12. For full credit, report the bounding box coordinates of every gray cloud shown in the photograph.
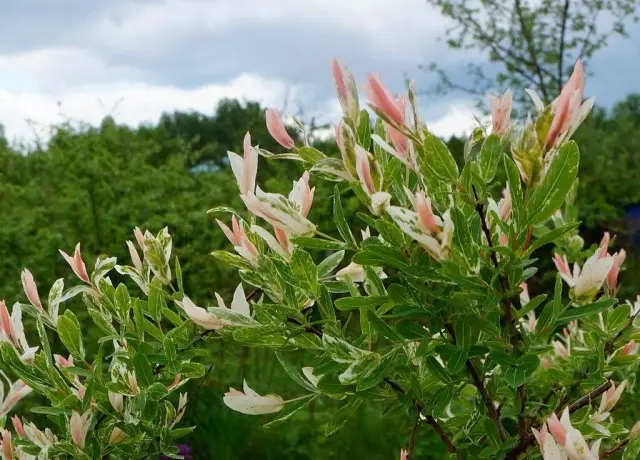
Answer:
[0,0,636,141]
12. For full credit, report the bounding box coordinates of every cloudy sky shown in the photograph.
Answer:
[0,0,638,143]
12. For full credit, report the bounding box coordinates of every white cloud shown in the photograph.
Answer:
[88,0,447,58]
[0,73,295,142]
[426,103,482,139]
[0,48,142,92]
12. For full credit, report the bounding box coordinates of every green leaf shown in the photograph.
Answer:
[133,299,144,339]
[375,220,406,248]
[147,382,168,401]
[291,249,318,294]
[57,310,85,360]
[503,355,539,387]
[558,299,617,323]
[489,350,518,367]
[456,321,472,352]
[316,285,336,323]
[526,223,581,255]
[291,237,348,251]
[504,155,524,226]
[356,352,396,391]
[30,406,68,416]
[607,304,631,334]
[264,395,315,428]
[143,319,165,342]
[353,247,409,270]
[275,352,316,392]
[516,294,547,319]
[175,257,184,295]
[623,436,640,460]
[318,251,345,277]
[335,296,389,310]
[419,131,459,183]
[36,316,52,366]
[297,146,326,163]
[211,250,255,271]
[357,110,372,150]
[170,426,197,441]
[388,284,416,307]
[430,385,453,417]
[425,356,452,384]
[367,313,403,342]
[526,141,580,225]
[483,417,501,446]
[536,275,562,335]
[479,134,502,182]
[114,283,131,320]
[133,353,154,388]
[325,397,362,436]
[333,185,358,248]
[147,287,163,322]
[447,349,468,374]
[180,362,207,379]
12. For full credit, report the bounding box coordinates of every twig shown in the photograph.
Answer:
[186,363,215,407]
[507,381,612,458]
[601,438,630,458]
[406,407,421,460]
[383,378,458,455]
[286,317,323,338]
[445,322,506,441]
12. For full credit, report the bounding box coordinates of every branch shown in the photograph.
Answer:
[518,385,527,438]
[466,357,507,441]
[567,381,612,413]
[425,416,458,455]
[472,187,516,335]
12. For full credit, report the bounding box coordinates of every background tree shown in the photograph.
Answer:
[424,0,640,105]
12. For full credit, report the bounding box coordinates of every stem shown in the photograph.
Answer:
[284,394,315,404]
[314,230,342,243]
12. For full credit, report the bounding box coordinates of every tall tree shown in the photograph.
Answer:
[424,0,639,105]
